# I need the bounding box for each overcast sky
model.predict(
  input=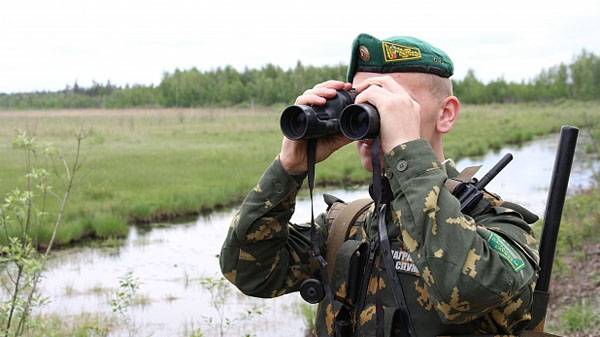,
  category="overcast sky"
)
[1,0,599,93]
